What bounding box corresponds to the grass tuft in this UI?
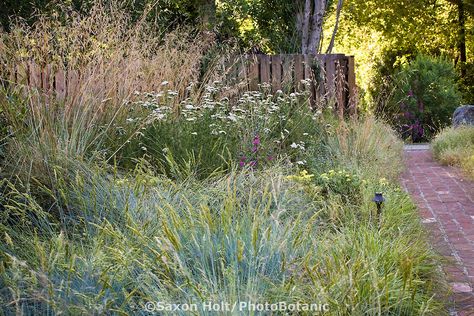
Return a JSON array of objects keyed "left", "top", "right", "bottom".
[{"left": 432, "top": 126, "right": 474, "bottom": 179}]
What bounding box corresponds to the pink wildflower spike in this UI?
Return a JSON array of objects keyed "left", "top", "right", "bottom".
[
  {"left": 252, "top": 135, "right": 260, "bottom": 146},
  {"left": 239, "top": 155, "right": 247, "bottom": 168}
]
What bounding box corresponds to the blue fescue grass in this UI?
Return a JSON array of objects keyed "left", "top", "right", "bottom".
[{"left": 1, "top": 154, "right": 446, "bottom": 315}]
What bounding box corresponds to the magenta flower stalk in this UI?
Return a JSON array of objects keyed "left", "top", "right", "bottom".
[
  {"left": 252, "top": 134, "right": 260, "bottom": 146},
  {"left": 252, "top": 134, "right": 260, "bottom": 153},
  {"left": 239, "top": 155, "right": 247, "bottom": 168}
]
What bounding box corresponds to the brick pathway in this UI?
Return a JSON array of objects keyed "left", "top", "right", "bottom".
[{"left": 401, "top": 145, "right": 474, "bottom": 315}]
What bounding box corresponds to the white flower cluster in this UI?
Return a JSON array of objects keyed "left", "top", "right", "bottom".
[{"left": 124, "top": 83, "right": 318, "bottom": 164}]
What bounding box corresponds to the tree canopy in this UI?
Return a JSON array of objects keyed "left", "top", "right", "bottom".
[{"left": 2, "top": 0, "right": 472, "bottom": 104}]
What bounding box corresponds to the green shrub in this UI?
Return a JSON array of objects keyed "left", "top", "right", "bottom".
[
  {"left": 432, "top": 126, "right": 474, "bottom": 179},
  {"left": 382, "top": 54, "right": 462, "bottom": 142}
]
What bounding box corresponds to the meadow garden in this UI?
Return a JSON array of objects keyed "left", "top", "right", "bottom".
[{"left": 0, "top": 1, "right": 473, "bottom": 315}]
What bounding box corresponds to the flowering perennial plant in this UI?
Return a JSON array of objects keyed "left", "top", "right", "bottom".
[{"left": 121, "top": 84, "right": 322, "bottom": 177}]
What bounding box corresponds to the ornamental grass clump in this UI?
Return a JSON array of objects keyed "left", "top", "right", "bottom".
[
  {"left": 432, "top": 126, "right": 474, "bottom": 179},
  {"left": 323, "top": 116, "right": 404, "bottom": 182},
  {"left": 1, "top": 157, "right": 445, "bottom": 315},
  {"left": 0, "top": 2, "right": 216, "bottom": 189}
]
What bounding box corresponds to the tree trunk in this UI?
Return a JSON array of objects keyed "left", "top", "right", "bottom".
[
  {"left": 326, "top": 0, "right": 343, "bottom": 54},
  {"left": 197, "top": 0, "right": 216, "bottom": 31},
  {"left": 299, "top": 0, "right": 327, "bottom": 54},
  {"left": 308, "top": 0, "right": 325, "bottom": 54},
  {"left": 301, "top": 0, "right": 311, "bottom": 53},
  {"left": 458, "top": 0, "right": 467, "bottom": 77}
]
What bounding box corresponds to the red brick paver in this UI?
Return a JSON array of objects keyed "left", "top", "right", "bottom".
[{"left": 401, "top": 146, "right": 474, "bottom": 315}]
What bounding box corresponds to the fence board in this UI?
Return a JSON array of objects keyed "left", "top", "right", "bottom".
[
  {"left": 314, "top": 55, "right": 326, "bottom": 105},
  {"left": 67, "top": 69, "right": 79, "bottom": 99},
  {"left": 55, "top": 68, "right": 66, "bottom": 100},
  {"left": 325, "top": 55, "right": 336, "bottom": 102},
  {"left": 42, "top": 64, "right": 53, "bottom": 92},
  {"left": 271, "top": 55, "right": 282, "bottom": 91},
  {"left": 335, "top": 59, "right": 344, "bottom": 119},
  {"left": 347, "top": 55, "right": 357, "bottom": 116},
  {"left": 294, "top": 54, "right": 304, "bottom": 90},
  {"left": 281, "top": 55, "right": 293, "bottom": 92},
  {"left": 303, "top": 54, "right": 313, "bottom": 80},
  {"left": 29, "top": 62, "right": 41, "bottom": 89},
  {"left": 341, "top": 58, "right": 348, "bottom": 114},
  {"left": 247, "top": 55, "right": 259, "bottom": 90},
  {"left": 259, "top": 55, "right": 271, "bottom": 84}
]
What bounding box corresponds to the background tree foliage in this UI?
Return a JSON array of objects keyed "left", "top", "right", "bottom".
[
  {"left": 325, "top": 0, "right": 473, "bottom": 108},
  {"left": 1, "top": 0, "right": 473, "bottom": 108}
]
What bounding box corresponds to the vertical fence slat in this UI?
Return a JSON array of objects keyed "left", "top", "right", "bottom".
[
  {"left": 29, "top": 62, "right": 41, "bottom": 89},
  {"left": 67, "top": 68, "right": 78, "bottom": 99},
  {"left": 303, "top": 54, "right": 312, "bottom": 80},
  {"left": 340, "top": 58, "right": 348, "bottom": 116},
  {"left": 259, "top": 55, "right": 271, "bottom": 84},
  {"left": 316, "top": 55, "right": 326, "bottom": 101},
  {"left": 347, "top": 55, "right": 357, "bottom": 116},
  {"left": 325, "top": 55, "right": 336, "bottom": 103},
  {"left": 305, "top": 54, "right": 317, "bottom": 107},
  {"left": 247, "top": 55, "right": 259, "bottom": 91},
  {"left": 55, "top": 68, "right": 66, "bottom": 100},
  {"left": 335, "top": 59, "right": 344, "bottom": 119},
  {"left": 294, "top": 54, "right": 304, "bottom": 90},
  {"left": 281, "top": 55, "right": 293, "bottom": 92},
  {"left": 42, "top": 64, "right": 51, "bottom": 92},
  {"left": 271, "top": 55, "right": 282, "bottom": 92}
]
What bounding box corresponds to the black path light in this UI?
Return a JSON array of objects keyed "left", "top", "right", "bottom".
[{"left": 372, "top": 192, "right": 385, "bottom": 224}]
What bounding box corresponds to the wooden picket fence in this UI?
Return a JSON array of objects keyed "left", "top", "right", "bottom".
[
  {"left": 3, "top": 53, "right": 357, "bottom": 117},
  {"left": 228, "top": 54, "right": 357, "bottom": 117}
]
